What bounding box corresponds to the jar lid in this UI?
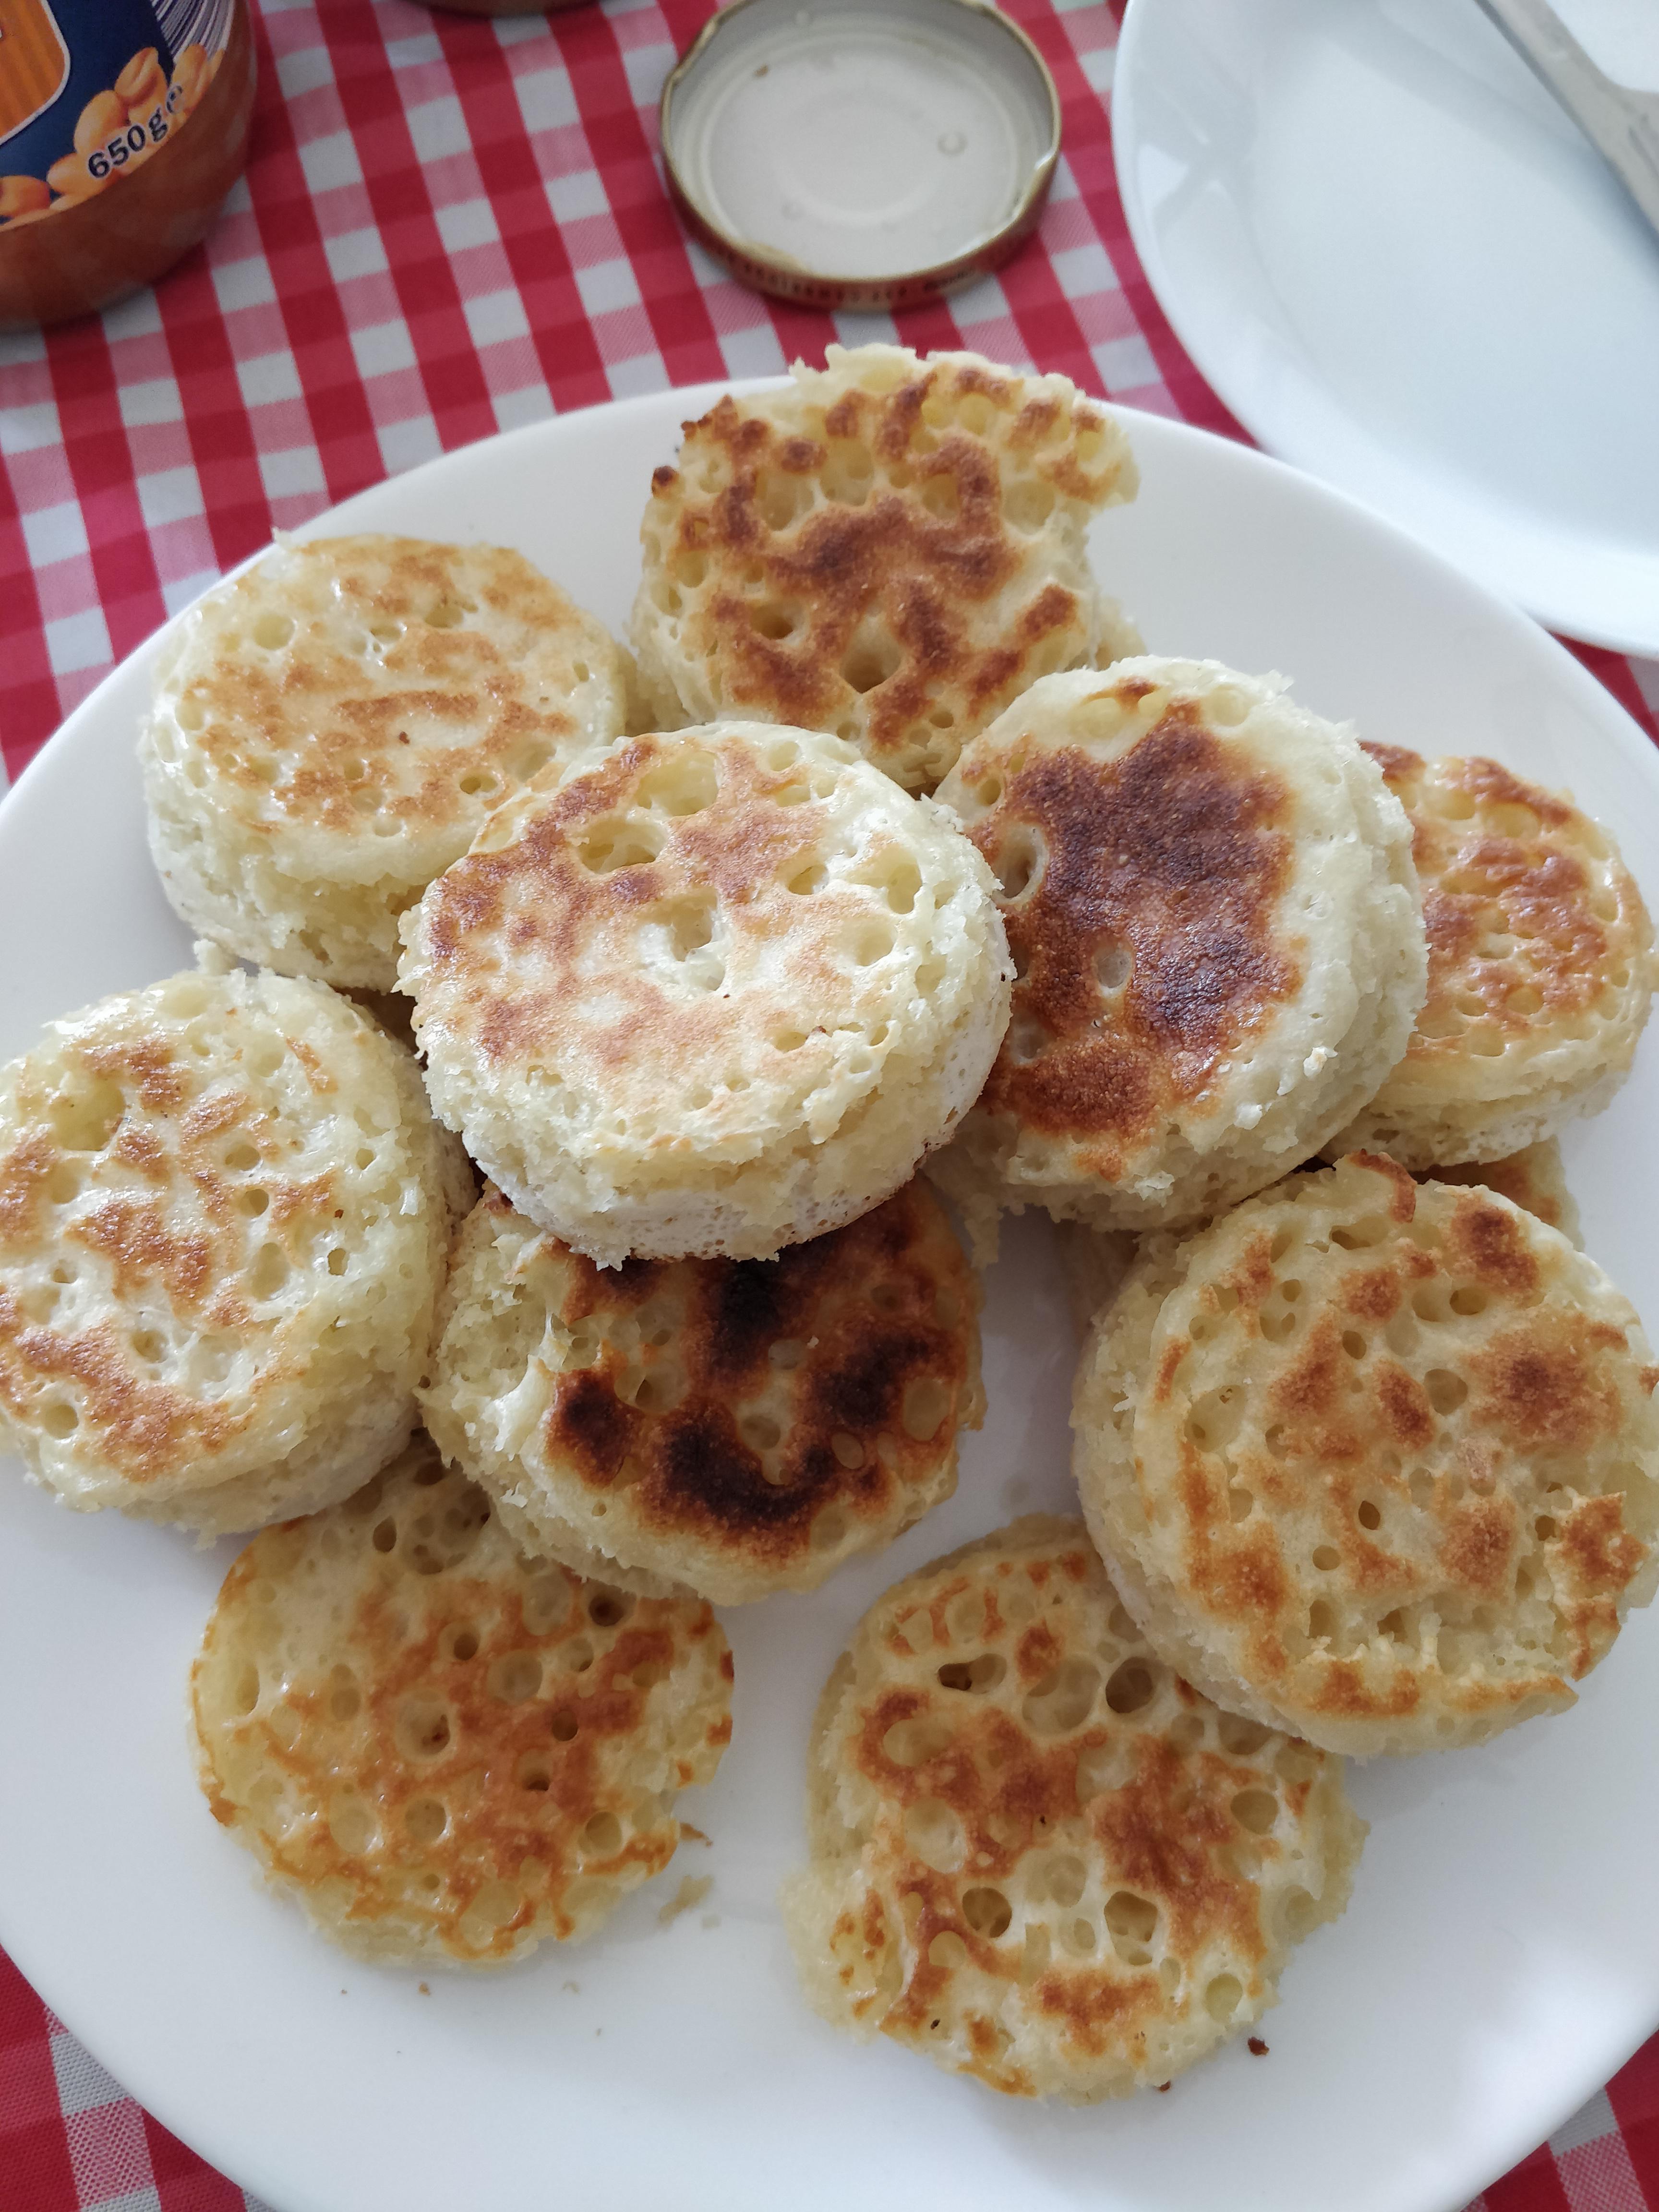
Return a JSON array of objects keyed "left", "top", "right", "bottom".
[{"left": 660, "top": 0, "right": 1062, "bottom": 313}]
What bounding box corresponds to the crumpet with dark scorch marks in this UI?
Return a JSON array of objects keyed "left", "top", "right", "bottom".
[
  {"left": 422, "top": 1178, "right": 982, "bottom": 1604},
  {"left": 929, "top": 661, "right": 1425, "bottom": 1252}
]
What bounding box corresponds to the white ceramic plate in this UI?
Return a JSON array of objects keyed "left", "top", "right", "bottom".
[
  {"left": 1113, "top": 0, "right": 1659, "bottom": 654},
  {"left": 2, "top": 388, "right": 1659, "bottom": 2212}
]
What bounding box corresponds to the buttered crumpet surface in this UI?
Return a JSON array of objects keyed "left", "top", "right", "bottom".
[
  {"left": 1326, "top": 745, "right": 1656, "bottom": 1167},
  {"left": 0, "top": 955, "right": 471, "bottom": 1537},
  {"left": 632, "top": 345, "right": 1137, "bottom": 792},
  {"left": 929, "top": 661, "right": 1426, "bottom": 1251},
  {"left": 782, "top": 1517, "right": 1363, "bottom": 2101},
  {"left": 190, "top": 1439, "right": 733, "bottom": 1967},
  {"left": 422, "top": 1179, "right": 982, "bottom": 1605},
  {"left": 399, "top": 722, "right": 1011, "bottom": 1264},
  {"left": 1073, "top": 1155, "right": 1659, "bottom": 1756},
  {"left": 141, "top": 537, "right": 630, "bottom": 990}
]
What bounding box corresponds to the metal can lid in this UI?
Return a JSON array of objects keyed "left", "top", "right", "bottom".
[{"left": 660, "top": 0, "right": 1061, "bottom": 313}]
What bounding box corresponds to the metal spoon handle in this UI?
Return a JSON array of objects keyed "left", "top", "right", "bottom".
[{"left": 1471, "top": 0, "right": 1659, "bottom": 244}]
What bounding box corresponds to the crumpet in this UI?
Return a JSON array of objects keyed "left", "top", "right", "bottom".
[
  {"left": 399, "top": 723, "right": 1011, "bottom": 1265},
  {"left": 632, "top": 345, "right": 1137, "bottom": 791},
  {"left": 191, "top": 1438, "right": 733, "bottom": 1965},
  {"left": 422, "top": 1178, "right": 983, "bottom": 1604},
  {"left": 142, "top": 536, "right": 629, "bottom": 989},
  {"left": 930, "top": 661, "right": 1426, "bottom": 1251},
  {"left": 781, "top": 1517, "right": 1363, "bottom": 2099},
  {"left": 1073, "top": 1155, "right": 1659, "bottom": 1755},
  {"left": 0, "top": 954, "right": 470, "bottom": 1536},
  {"left": 1326, "top": 745, "right": 1656, "bottom": 1166}
]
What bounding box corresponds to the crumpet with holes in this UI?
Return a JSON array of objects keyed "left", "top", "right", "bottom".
[
  {"left": 0, "top": 952, "right": 472, "bottom": 1537},
  {"left": 631, "top": 344, "right": 1137, "bottom": 792},
  {"left": 1073, "top": 1154, "right": 1659, "bottom": 1756},
  {"left": 781, "top": 1516, "right": 1363, "bottom": 2100},
  {"left": 399, "top": 722, "right": 1011, "bottom": 1265},
  {"left": 1324, "top": 745, "right": 1656, "bottom": 1166},
  {"left": 929, "top": 661, "right": 1426, "bottom": 1252},
  {"left": 422, "top": 1178, "right": 983, "bottom": 1605},
  {"left": 141, "top": 536, "right": 630, "bottom": 990},
  {"left": 190, "top": 1437, "right": 733, "bottom": 1965}
]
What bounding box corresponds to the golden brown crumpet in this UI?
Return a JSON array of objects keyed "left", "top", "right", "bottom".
[
  {"left": 422, "top": 1180, "right": 984, "bottom": 1606},
  {"left": 930, "top": 662, "right": 1425, "bottom": 1251},
  {"left": 781, "top": 1518, "right": 1363, "bottom": 2100},
  {"left": 1073, "top": 1155, "right": 1659, "bottom": 1758},
  {"left": 1326, "top": 745, "right": 1657, "bottom": 1167},
  {"left": 399, "top": 722, "right": 1011, "bottom": 1266},
  {"left": 632, "top": 345, "right": 1138, "bottom": 792},
  {"left": 190, "top": 1440, "right": 733, "bottom": 1966},
  {"left": 0, "top": 958, "right": 472, "bottom": 1537},
  {"left": 141, "top": 536, "right": 630, "bottom": 991}
]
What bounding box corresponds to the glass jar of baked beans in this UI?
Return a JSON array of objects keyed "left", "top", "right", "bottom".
[{"left": 0, "top": 0, "right": 255, "bottom": 330}]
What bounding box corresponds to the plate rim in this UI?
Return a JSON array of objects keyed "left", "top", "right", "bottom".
[
  {"left": 1112, "top": 0, "right": 1659, "bottom": 659},
  {"left": 3, "top": 381, "right": 1659, "bottom": 2212}
]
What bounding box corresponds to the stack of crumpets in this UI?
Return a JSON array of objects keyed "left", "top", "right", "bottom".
[{"left": 3, "top": 340, "right": 1656, "bottom": 2080}]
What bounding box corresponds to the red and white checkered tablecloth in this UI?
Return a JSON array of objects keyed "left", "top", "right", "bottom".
[{"left": 2, "top": 2, "right": 1658, "bottom": 2206}]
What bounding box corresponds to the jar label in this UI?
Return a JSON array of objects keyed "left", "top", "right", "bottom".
[{"left": 0, "top": 0, "right": 235, "bottom": 225}]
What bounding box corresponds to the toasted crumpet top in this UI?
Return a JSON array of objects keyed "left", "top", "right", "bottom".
[
  {"left": 1328, "top": 745, "right": 1656, "bottom": 1165},
  {"left": 152, "top": 536, "right": 625, "bottom": 855},
  {"left": 399, "top": 721, "right": 1010, "bottom": 1262},
  {"left": 421, "top": 1179, "right": 983, "bottom": 1604},
  {"left": 190, "top": 1439, "right": 733, "bottom": 1966},
  {"left": 781, "top": 1517, "right": 1363, "bottom": 2100},
  {"left": 1073, "top": 1155, "right": 1659, "bottom": 1756},
  {"left": 632, "top": 345, "right": 1137, "bottom": 791},
  {"left": 140, "top": 536, "right": 629, "bottom": 982},
  {"left": 931, "top": 662, "right": 1423, "bottom": 1237},
  {"left": 0, "top": 960, "right": 469, "bottom": 1520}
]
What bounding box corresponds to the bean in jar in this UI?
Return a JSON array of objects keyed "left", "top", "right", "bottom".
[{"left": 0, "top": 0, "right": 255, "bottom": 329}]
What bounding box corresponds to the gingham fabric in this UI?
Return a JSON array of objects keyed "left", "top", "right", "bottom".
[{"left": 0, "top": 2, "right": 1657, "bottom": 2206}]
